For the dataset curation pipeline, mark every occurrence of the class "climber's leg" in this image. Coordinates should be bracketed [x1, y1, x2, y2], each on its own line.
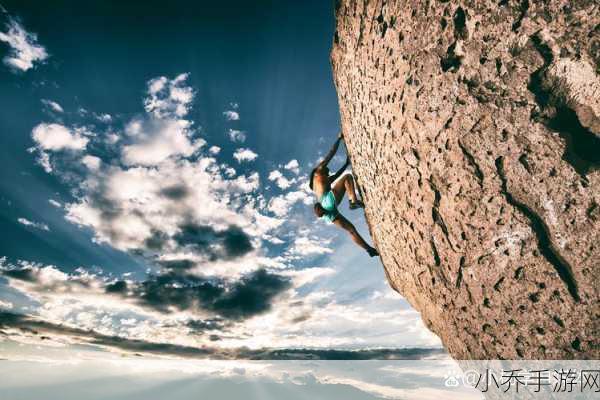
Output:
[333, 174, 364, 209]
[333, 213, 379, 257]
[332, 174, 359, 205]
[332, 174, 350, 205]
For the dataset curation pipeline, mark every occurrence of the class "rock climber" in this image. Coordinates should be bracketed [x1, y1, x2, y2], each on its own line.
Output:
[309, 132, 379, 257]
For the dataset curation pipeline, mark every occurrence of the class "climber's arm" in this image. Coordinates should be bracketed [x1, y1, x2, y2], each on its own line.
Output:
[317, 133, 343, 169]
[329, 156, 350, 183]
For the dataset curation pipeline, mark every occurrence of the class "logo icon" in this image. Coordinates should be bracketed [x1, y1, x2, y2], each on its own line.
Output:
[444, 371, 461, 387]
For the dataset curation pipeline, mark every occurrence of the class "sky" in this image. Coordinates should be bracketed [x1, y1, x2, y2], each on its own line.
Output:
[0, 357, 482, 400]
[0, 0, 442, 362]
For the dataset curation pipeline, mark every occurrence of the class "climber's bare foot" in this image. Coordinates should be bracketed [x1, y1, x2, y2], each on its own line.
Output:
[349, 200, 365, 210]
[367, 246, 379, 257]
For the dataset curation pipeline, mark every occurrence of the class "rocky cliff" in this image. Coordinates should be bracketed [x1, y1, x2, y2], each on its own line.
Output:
[331, 0, 599, 359]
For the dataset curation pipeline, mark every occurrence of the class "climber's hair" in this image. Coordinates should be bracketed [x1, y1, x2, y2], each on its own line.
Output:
[309, 168, 316, 190]
[313, 203, 325, 218]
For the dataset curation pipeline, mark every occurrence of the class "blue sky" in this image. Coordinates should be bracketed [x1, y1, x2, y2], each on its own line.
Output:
[0, 0, 441, 359]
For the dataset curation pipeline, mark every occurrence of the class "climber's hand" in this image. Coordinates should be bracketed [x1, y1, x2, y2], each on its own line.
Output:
[338, 131, 344, 140]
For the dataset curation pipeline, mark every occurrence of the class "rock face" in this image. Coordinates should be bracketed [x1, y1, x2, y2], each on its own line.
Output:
[331, 0, 599, 359]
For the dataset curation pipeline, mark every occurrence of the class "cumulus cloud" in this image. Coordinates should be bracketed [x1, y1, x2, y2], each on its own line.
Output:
[284, 159, 300, 175]
[25, 74, 289, 286]
[105, 132, 120, 144]
[64, 157, 266, 260]
[172, 223, 254, 260]
[95, 113, 112, 123]
[144, 73, 194, 118]
[39, 266, 291, 323]
[81, 155, 101, 170]
[121, 118, 203, 166]
[131, 269, 291, 320]
[268, 170, 294, 190]
[31, 123, 89, 151]
[268, 188, 312, 217]
[227, 128, 246, 143]
[0, 17, 48, 72]
[223, 110, 240, 121]
[268, 170, 283, 181]
[267, 161, 303, 191]
[41, 99, 64, 113]
[17, 217, 50, 231]
[233, 148, 257, 163]
[121, 74, 204, 166]
[29, 123, 90, 172]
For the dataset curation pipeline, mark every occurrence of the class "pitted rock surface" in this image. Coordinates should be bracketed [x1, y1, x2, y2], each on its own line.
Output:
[331, 0, 599, 359]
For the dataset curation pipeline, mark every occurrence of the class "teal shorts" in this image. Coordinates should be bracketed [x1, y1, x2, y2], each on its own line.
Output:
[319, 190, 338, 223]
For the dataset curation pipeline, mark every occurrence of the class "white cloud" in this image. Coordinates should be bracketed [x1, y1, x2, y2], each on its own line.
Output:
[31, 123, 89, 151]
[121, 119, 204, 166]
[48, 199, 62, 208]
[227, 129, 246, 143]
[284, 159, 300, 174]
[268, 189, 312, 217]
[81, 155, 101, 171]
[66, 158, 265, 265]
[95, 113, 112, 123]
[35, 151, 52, 173]
[125, 119, 142, 136]
[17, 218, 49, 231]
[280, 267, 336, 287]
[267, 197, 290, 217]
[41, 99, 64, 113]
[223, 166, 236, 177]
[287, 236, 333, 257]
[26, 75, 274, 269]
[223, 110, 240, 121]
[264, 235, 285, 245]
[0, 300, 13, 309]
[233, 148, 257, 163]
[0, 18, 48, 72]
[268, 170, 283, 180]
[105, 133, 120, 144]
[268, 170, 294, 190]
[47, 159, 265, 278]
[120, 74, 206, 166]
[144, 73, 193, 118]
[147, 76, 167, 94]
